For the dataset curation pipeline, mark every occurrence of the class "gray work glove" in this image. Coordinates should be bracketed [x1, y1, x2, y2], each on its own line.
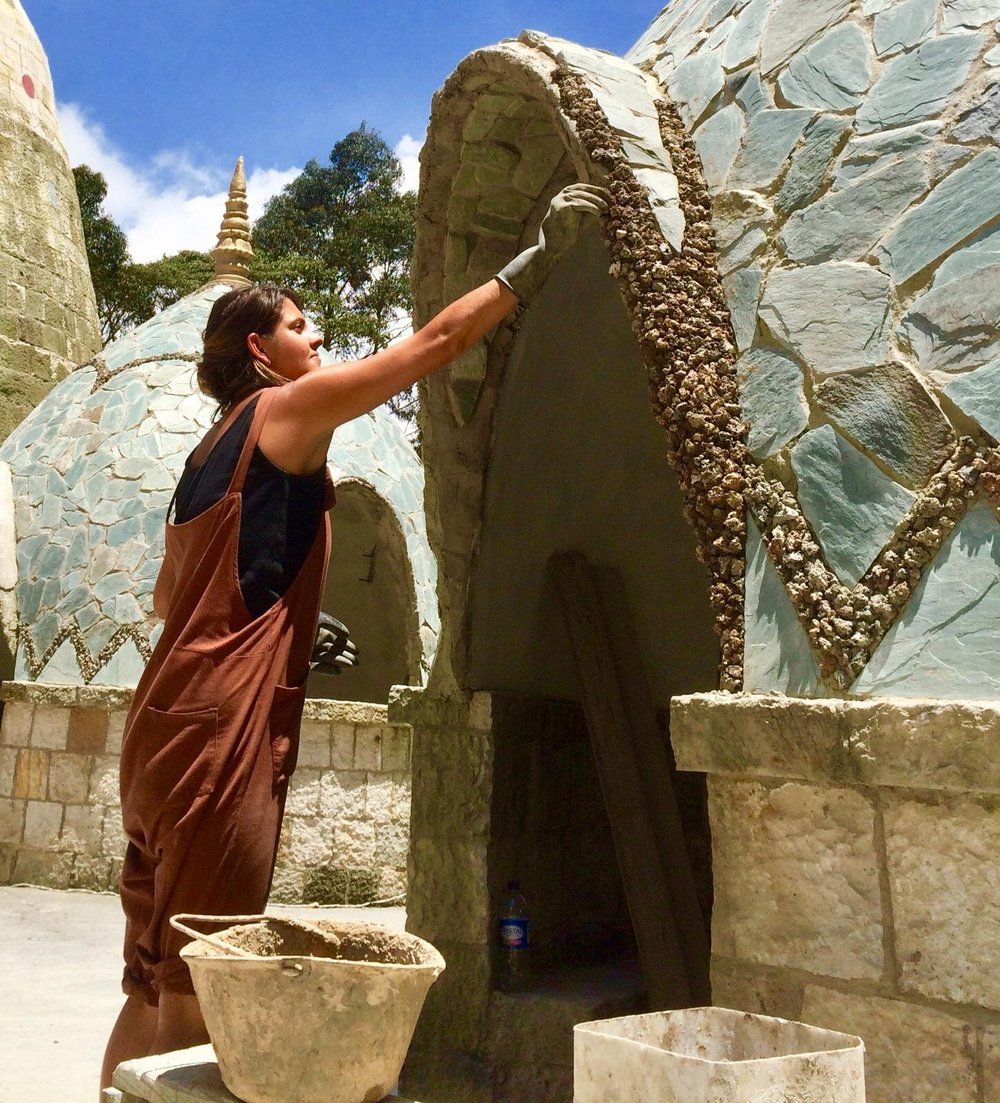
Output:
[497, 183, 610, 305]
[310, 613, 359, 674]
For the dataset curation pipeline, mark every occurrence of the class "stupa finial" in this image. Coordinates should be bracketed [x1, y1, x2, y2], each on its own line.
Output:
[211, 156, 253, 286]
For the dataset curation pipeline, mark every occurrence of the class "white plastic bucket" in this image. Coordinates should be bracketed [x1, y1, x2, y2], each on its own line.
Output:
[173, 913, 445, 1103]
[574, 1006, 865, 1102]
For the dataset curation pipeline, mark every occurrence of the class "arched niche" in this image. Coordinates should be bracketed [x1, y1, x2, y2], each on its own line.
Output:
[469, 226, 718, 704]
[306, 479, 421, 704]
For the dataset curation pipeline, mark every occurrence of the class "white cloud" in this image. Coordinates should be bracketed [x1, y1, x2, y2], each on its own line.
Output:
[394, 133, 423, 194]
[57, 101, 299, 263]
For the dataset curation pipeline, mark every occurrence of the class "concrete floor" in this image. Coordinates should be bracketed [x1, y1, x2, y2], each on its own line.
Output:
[0, 885, 405, 1103]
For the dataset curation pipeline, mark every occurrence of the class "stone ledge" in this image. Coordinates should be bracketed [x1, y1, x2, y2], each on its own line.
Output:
[0, 682, 392, 726]
[302, 699, 389, 725]
[670, 692, 1000, 794]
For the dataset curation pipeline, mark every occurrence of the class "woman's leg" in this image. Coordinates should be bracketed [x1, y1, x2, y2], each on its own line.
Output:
[98, 991, 208, 1097]
[150, 991, 210, 1055]
[100, 994, 158, 1093]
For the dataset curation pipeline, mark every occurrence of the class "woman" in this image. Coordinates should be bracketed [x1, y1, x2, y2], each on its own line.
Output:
[100, 182, 608, 1088]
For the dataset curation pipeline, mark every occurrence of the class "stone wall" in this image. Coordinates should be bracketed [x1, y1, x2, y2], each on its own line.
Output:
[0, 0, 100, 443]
[631, 0, 1000, 697]
[404, 9, 1000, 1103]
[673, 692, 1000, 1103]
[0, 681, 411, 903]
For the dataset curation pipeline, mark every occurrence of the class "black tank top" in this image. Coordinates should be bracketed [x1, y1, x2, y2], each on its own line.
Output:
[171, 396, 327, 619]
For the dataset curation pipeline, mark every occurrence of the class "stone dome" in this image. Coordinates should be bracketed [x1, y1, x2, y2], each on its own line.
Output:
[0, 0, 101, 441]
[0, 280, 438, 694]
[410, 6, 1000, 703]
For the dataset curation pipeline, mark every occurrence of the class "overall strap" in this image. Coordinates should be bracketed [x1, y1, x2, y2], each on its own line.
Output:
[227, 387, 277, 496]
[165, 482, 182, 524]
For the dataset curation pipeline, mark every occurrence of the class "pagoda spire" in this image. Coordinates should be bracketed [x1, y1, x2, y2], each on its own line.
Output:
[211, 157, 253, 286]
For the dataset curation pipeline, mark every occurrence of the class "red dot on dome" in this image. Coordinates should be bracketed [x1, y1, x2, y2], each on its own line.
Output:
[21, 74, 35, 98]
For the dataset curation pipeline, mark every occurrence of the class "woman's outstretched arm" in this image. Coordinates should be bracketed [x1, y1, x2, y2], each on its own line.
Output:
[280, 276, 517, 436]
[263, 183, 608, 470]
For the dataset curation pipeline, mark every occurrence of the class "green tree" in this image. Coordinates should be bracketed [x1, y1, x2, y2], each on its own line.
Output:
[73, 167, 213, 341]
[251, 124, 417, 419]
[74, 165, 131, 340]
[128, 250, 215, 317]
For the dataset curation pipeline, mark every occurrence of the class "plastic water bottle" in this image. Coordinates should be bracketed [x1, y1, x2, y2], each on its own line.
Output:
[498, 879, 531, 992]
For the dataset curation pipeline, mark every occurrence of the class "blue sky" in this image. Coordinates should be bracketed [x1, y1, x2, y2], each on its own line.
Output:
[27, 1, 657, 259]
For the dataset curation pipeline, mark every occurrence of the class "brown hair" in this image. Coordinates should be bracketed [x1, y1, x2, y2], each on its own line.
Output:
[197, 284, 305, 415]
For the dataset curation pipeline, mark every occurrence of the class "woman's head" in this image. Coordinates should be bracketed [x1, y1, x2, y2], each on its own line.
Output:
[198, 284, 320, 414]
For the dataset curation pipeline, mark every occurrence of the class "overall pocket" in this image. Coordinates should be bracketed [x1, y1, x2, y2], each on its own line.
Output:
[132, 705, 219, 842]
[269, 683, 307, 786]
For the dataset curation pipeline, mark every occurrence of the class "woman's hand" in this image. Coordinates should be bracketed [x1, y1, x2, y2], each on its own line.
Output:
[498, 183, 610, 304]
[262, 181, 609, 469]
[309, 613, 359, 674]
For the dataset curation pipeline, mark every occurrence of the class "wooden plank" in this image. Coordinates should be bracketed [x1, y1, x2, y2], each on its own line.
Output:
[594, 566, 711, 1003]
[551, 552, 690, 1010]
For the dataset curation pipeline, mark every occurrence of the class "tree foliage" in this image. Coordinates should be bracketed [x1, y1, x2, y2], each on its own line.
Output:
[251, 125, 417, 417]
[74, 165, 130, 339]
[75, 126, 418, 423]
[74, 165, 214, 342]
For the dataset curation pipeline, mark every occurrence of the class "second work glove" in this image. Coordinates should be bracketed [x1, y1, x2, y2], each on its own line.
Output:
[497, 183, 610, 306]
[310, 613, 359, 675]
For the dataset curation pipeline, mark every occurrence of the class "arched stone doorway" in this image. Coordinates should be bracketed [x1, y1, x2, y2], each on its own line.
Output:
[399, 34, 731, 1102]
[467, 226, 717, 981]
[307, 479, 422, 704]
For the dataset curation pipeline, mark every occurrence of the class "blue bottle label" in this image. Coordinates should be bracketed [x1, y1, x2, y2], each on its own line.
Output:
[500, 917, 529, 949]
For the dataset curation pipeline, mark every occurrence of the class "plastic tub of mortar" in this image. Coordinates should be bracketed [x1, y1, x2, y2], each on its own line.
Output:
[172, 913, 445, 1103]
[574, 1006, 865, 1103]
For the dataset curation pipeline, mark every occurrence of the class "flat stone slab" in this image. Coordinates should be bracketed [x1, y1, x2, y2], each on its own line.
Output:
[743, 518, 822, 696]
[776, 114, 851, 213]
[694, 102, 744, 189]
[722, 0, 771, 70]
[738, 346, 809, 457]
[873, 0, 937, 56]
[110, 1046, 422, 1103]
[729, 107, 814, 191]
[780, 153, 928, 264]
[901, 262, 1000, 373]
[723, 265, 764, 352]
[758, 262, 891, 374]
[814, 361, 955, 488]
[777, 21, 874, 111]
[856, 31, 983, 134]
[759, 0, 853, 75]
[876, 149, 1000, 284]
[853, 502, 1000, 699]
[791, 425, 915, 586]
[943, 358, 1000, 440]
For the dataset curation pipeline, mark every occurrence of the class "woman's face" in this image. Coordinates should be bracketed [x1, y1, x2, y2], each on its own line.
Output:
[251, 297, 322, 381]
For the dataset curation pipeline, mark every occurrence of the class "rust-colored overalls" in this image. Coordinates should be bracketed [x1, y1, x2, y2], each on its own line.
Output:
[118, 388, 333, 1003]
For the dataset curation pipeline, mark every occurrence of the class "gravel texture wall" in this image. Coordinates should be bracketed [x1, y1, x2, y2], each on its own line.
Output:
[0, 0, 101, 443]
